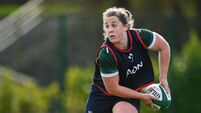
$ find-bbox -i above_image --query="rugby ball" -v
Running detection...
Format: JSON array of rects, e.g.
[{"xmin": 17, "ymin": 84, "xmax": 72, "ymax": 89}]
[{"xmin": 142, "ymin": 83, "xmax": 171, "ymax": 110}]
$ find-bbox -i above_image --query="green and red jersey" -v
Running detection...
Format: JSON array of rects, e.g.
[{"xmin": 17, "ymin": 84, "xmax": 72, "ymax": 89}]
[{"xmin": 93, "ymin": 28, "xmax": 156, "ymax": 96}]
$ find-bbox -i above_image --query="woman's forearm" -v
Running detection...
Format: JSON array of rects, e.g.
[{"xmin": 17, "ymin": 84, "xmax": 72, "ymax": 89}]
[{"xmin": 159, "ymin": 42, "xmax": 170, "ymax": 81}]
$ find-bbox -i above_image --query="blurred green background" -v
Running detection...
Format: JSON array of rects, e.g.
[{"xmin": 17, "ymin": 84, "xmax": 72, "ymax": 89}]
[{"xmin": 0, "ymin": 0, "xmax": 201, "ymax": 113}]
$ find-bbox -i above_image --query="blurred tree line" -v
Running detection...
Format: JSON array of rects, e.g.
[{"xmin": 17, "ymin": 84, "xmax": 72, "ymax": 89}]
[
  {"xmin": 0, "ymin": 0, "xmax": 201, "ymax": 113},
  {"xmin": 0, "ymin": 0, "xmax": 200, "ymax": 85}
]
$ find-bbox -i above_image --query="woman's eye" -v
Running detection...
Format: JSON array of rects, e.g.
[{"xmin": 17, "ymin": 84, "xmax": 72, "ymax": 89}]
[
  {"xmin": 105, "ymin": 25, "xmax": 109, "ymax": 29},
  {"xmin": 112, "ymin": 24, "xmax": 117, "ymax": 28}
]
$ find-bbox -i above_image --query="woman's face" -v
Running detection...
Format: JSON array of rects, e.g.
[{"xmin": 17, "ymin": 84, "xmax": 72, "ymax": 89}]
[{"xmin": 104, "ymin": 16, "xmax": 127, "ymax": 43}]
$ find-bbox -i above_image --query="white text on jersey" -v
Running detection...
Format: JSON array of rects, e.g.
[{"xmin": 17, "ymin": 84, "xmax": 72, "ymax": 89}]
[{"xmin": 126, "ymin": 61, "xmax": 143, "ymax": 78}]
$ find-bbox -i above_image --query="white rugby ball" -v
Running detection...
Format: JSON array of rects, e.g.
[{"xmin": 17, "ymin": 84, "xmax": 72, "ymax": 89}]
[{"xmin": 142, "ymin": 83, "xmax": 171, "ymax": 110}]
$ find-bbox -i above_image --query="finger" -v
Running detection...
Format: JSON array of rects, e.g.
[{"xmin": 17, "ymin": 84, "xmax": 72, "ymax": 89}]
[
  {"xmin": 167, "ymin": 91, "xmax": 171, "ymax": 96},
  {"xmin": 152, "ymin": 96, "xmax": 158, "ymax": 100},
  {"xmin": 149, "ymin": 95, "xmax": 158, "ymax": 100},
  {"xmin": 164, "ymin": 86, "xmax": 170, "ymax": 92},
  {"xmin": 164, "ymin": 86, "xmax": 171, "ymax": 94},
  {"xmin": 160, "ymin": 82, "xmax": 171, "ymax": 93},
  {"xmin": 166, "ymin": 89, "xmax": 171, "ymax": 94},
  {"xmin": 161, "ymin": 82, "xmax": 169, "ymax": 88},
  {"xmin": 160, "ymin": 80, "xmax": 169, "ymax": 87},
  {"xmin": 150, "ymin": 103, "xmax": 155, "ymax": 109}
]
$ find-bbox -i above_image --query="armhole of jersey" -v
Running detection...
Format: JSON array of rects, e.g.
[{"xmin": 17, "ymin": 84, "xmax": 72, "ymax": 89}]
[
  {"xmin": 95, "ymin": 48, "xmax": 101, "ymax": 65},
  {"xmin": 133, "ymin": 29, "xmax": 147, "ymax": 49},
  {"xmin": 147, "ymin": 32, "xmax": 156, "ymax": 49},
  {"xmin": 95, "ymin": 44, "xmax": 118, "ymax": 66}
]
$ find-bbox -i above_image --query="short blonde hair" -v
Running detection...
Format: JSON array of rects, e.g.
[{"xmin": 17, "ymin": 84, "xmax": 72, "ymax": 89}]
[{"xmin": 103, "ymin": 7, "xmax": 134, "ymax": 28}]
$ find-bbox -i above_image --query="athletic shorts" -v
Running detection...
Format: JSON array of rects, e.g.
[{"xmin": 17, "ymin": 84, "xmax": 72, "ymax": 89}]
[{"xmin": 85, "ymin": 84, "xmax": 140, "ymax": 113}]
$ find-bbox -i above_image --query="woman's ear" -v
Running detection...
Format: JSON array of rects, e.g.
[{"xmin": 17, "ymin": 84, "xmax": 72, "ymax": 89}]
[{"xmin": 123, "ymin": 24, "xmax": 129, "ymax": 31}]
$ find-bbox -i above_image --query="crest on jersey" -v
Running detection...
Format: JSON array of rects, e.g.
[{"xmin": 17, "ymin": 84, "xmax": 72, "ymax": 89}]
[{"xmin": 128, "ymin": 53, "xmax": 134, "ymax": 62}]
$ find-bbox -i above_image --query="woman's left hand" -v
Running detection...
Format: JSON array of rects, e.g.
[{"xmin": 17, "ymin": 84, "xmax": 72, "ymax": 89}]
[{"xmin": 160, "ymin": 78, "xmax": 171, "ymax": 94}]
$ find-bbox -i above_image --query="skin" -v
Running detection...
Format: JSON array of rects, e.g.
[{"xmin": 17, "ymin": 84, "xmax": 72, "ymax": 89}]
[{"xmin": 103, "ymin": 16, "xmax": 171, "ymax": 113}]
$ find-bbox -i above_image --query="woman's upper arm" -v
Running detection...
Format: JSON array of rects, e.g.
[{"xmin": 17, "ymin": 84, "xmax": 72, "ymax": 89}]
[
  {"xmin": 98, "ymin": 47, "xmax": 120, "ymax": 93},
  {"xmin": 149, "ymin": 32, "xmax": 170, "ymax": 51},
  {"xmin": 102, "ymin": 75, "xmax": 120, "ymax": 94}
]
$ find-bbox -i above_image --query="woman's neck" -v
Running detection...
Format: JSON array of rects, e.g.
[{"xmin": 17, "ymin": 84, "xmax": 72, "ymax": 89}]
[{"xmin": 114, "ymin": 32, "xmax": 128, "ymax": 50}]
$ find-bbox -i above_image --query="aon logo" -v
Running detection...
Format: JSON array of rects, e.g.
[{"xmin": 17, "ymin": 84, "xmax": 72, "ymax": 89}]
[{"xmin": 126, "ymin": 61, "xmax": 143, "ymax": 77}]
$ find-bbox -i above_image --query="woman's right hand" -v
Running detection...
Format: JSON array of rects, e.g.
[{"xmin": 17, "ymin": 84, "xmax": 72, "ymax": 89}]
[{"xmin": 141, "ymin": 94, "xmax": 157, "ymax": 108}]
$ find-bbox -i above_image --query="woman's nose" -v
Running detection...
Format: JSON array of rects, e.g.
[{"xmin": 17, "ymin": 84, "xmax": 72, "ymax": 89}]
[{"xmin": 108, "ymin": 27, "xmax": 114, "ymax": 33}]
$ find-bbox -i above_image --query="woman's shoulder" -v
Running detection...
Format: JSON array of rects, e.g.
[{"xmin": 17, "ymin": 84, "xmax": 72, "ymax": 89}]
[
  {"xmin": 98, "ymin": 46, "xmax": 117, "ymax": 64},
  {"xmin": 129, "ymin": 28, "xmax": 153, "ymax": 33}
]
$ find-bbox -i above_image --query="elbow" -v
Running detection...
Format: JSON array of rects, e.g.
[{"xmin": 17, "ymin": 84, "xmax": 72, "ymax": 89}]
[
  {"xmin": 165, "ymin": 42, "xmax": 171, "ymax": 55},
  {"xmin": 166, "ymin": 41, "xmax": 170, "ymax": 51},
  {"xmin": 160, "ymin": 41, "xmax": 171, "ymax": 59},
  {"xmin": 105, "ymin": 86, "xmax": 119, "ymax": 95}
]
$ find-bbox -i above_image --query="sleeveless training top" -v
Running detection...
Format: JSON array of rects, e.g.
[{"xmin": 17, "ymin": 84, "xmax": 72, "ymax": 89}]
[{"xmin": 93, "ymin": 29, "xmax": 155, "ymax": 96}]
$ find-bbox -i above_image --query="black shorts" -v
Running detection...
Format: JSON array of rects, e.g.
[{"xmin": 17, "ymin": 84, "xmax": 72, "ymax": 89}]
[{"xmin": 85, "ymin": 84, "xmax": 140, "ymax": 113}]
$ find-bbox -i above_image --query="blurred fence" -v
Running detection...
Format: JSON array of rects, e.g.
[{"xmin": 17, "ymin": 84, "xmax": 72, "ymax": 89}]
[{"xmin": 0, "ymin": 0, "xmax": 44, "ymax": 52}]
